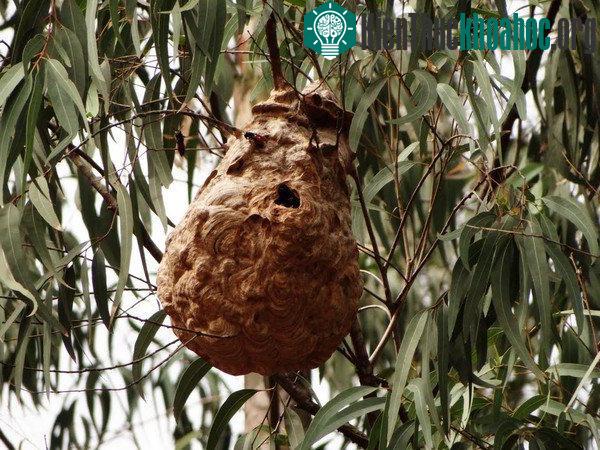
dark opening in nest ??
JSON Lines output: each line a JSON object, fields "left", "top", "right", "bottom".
{"left": 275, "top": 183, "right": 300, "bottom": 208}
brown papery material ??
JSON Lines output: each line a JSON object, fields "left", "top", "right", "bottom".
{"left": 156, "top": 82, "right": 362, "bottom": 375}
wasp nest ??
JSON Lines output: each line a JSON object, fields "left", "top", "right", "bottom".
{"left": 156, "top": 82, "right": 362, "bottom": 375}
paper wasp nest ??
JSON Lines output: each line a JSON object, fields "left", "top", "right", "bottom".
{"left": 156, "top": 83, "right": 362, "bottom": 375}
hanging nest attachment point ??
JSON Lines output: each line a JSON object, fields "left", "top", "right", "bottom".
{"left": 156, "top": 81, "right": 363, "bottom": 375}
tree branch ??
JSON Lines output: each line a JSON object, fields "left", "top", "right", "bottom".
{"left": 67, "top": 147, "right": 164, "bottom": 263}
{"left": 265, "top": 12, "right": 285, "bottom": 90}
{"left": 350, "top": 320, "right": 377, "bottom": 386}
{"left": 0, "top": 428, "right": 15, "bottom": 450}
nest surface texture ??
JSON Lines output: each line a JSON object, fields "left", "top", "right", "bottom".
{"left": 156, "top": 83, "right": 362, "bottom": 375}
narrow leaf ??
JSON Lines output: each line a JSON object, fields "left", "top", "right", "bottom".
{"left": 492, "top": 243, "right": 545, "bottom": 380}
{"left": 386, "top": 310, "right": 428, "bottom": 443}
{"left": 132, "top": 310, "right": 167, "bottom": 395}
{"left": 91, "top": 249, "right": 110, "bottom": 328}
{"left": 542, "top": 196, "right": 599, "bottom": 256}
{"left": 349, "top": 79, "right": 387, "bottom": 151}
{"left": 518, "top": 220, "right": 552, "bottom": 357}
{"left": 173, "top": 357, "right": 212, "bottom": 420}
{"left": 389, "top": 70, "right": 437, "bottom": 125}
{"left": 301, "top": 386, "right": 378, "bottom": 450}
{"left": 29, "top": 176, "right": 62, "bottom": 230}
{"left": 207, "top": 389, "right": 257, "bottom": 449}
{"left": 0, "top": 64, "right": 25, "bottom": 109}
{"left": 110, "top": 182, "right": 133, "bottom": 321}
{"left": 437, "top": 83, "right": 471, "bottom": 136}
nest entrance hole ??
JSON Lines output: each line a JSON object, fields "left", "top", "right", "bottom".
{"left": 275, "top": 183, "right": 300, "bottom": 208}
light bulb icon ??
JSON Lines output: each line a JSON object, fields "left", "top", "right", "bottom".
{"left": 306, "top": 3, "right": 354, "bottom": 59}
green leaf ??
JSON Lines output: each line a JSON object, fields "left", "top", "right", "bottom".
{"left": 464, "top": 63, "right": 491, "bottom": 154}
{"left": 386, "top": 310, "right": 428, "bottom": 443}
{"left": 542, "top": 196, "right": 599, "bottom": 256}
{"left": 349, "top": 78, "right": 387, "bottom": 151}
{"left": 459, "top": 212, "right": 497, "bottom": 269}
{"left": 132, "top": 310, "right": 167, "bottom": 394}
{"left": 547, "top": 363, "right": 600, "bottom": 379}
{"left": 13, "top": 320, "right": 31, "bottom": 399}
{"left": 81, "top": 256, "right": 91, "bottom": 322}
{"left": 406, "top": 380, "right": 433, "bottom": 449}
{"left": 462, "top": 218, "right": 512, "bottom": 343}
{"left": 448, "top": 260, "right": 470, "bottom": 337}
{"left": 207, "top": 389, "right": 257, "bottom": 449}
{"left": 438, "top": 226, "right": 463, "bottom": 242}
{"left": 182, "top": 0, "right": 214, "bottom": 61}
{"left": 91, "top": 249, "right": 110, "bottom": 328}
{"left": 21, "top": 202, "right": 55, "bottom": 275}
{"left": 45, "top": 63, "right": 78, "bottom": 143}
{"left": 59, "top": 0, "right": 88, "bottom": 57}
{"left": 437, "top": 304, "right": 449, "bottom": 433}
{"left": 539, "top": 216, "right": 584, "bottom": 332}
{"left": 498, "top": 51, "right": 526, "bottom": 123}
{"left": 42, "top": 296, "right": 52, "bottom": 394}
{"left": 54, "top": 26, "right": 88, "bottom": 98}
{"left": 518, "top": 220, "right": 552, "bottom": 357}
{"left": 0, "top": 204, "right": 39, "bottom": 306}
{"left": 179, "top": 0, "right": 200, "bottom": 12}
{"left": 204, "top": 0, "right": 226, "bottom": 94}
{"left": 143, "top": 75, "right": 173, "bottom": 188}
{"left": 565, "top": 351, "right": 600, "bottom": 410}
{"left": 22, "top": 70, "right": 44, "bottom": 192}
{"left": 492, "top": 243, "right": 545, "bottom": 380}
{"left": 38, "top": 241, "right": 88, "bottom": 290}
{"left": 398, "top": 142, "right": 419, "bottom": 161}
{"left": 173, "top": 357, "right": 212, "bottom": 420}
{"left": 513, "top": 394, "right": 547, "bottom": 419}
{"left": 587, "top": 414, "right": 600, "bottom": 449}
{"left": 284, "top": 408, "right": 305, "bottom": 448}
{"left": 149, "top": 161, "right": 169, "bottom": 230}
{"left": 85, "top": 0, "right": 109, "bottom": 112}
{"left": 300, "top": 386, "right": 378, "bottom": 450}
{"left": 318, "top": 397, "right": 385, "bottom": 442}
{"left": 109, "top": 0, "right": 125, "bottom": 47}
{"left": 389, "top": 70, "right": 437, "bottom": 125}
{"left": 13, "top": 0, "right": 48, "bottom": 61}
{"left": 45, "top": 58, "right": 89, "bottom": 131}
{"left": 0, "top": 74, "right": 32, "bottom": 192}
{"left": 240, "top": 425, "right": 270, "bottom": 450}
{"left": 388, "top": 420, "right": 415, "bottom": 450}
{"left": 175, "top": 431, "right": 203, "bottom": 450}
{"left": 539, "top": 399, "right": 587, "bottom": 423}
{"left": 110, "top": 182, "right": 133, "bottom": 321}
{"left": 29, "top": 176, "right": 62, "bottom": 230}
{"left": 437, "top": 83, "right": 471, "bottom": 136}
{"left": 0, "top": 300, "right": 26, "bottom": 342}
{"left": 363, "top": 161, "right": 415, "bottom": 205}
{"left": 0, "top": 64, "right": 25, "bottom": 109}
{"left": 58, "top": 265, "right": 77, "bottom": 360}
{"left": 21, "top": 34, "right": 45, "bottom": 70}
{"left": 151, "top": 0, "right": 177, "bottom": 97}
{"left": 471, "top": 59, "right": 501, "bottom": 149}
